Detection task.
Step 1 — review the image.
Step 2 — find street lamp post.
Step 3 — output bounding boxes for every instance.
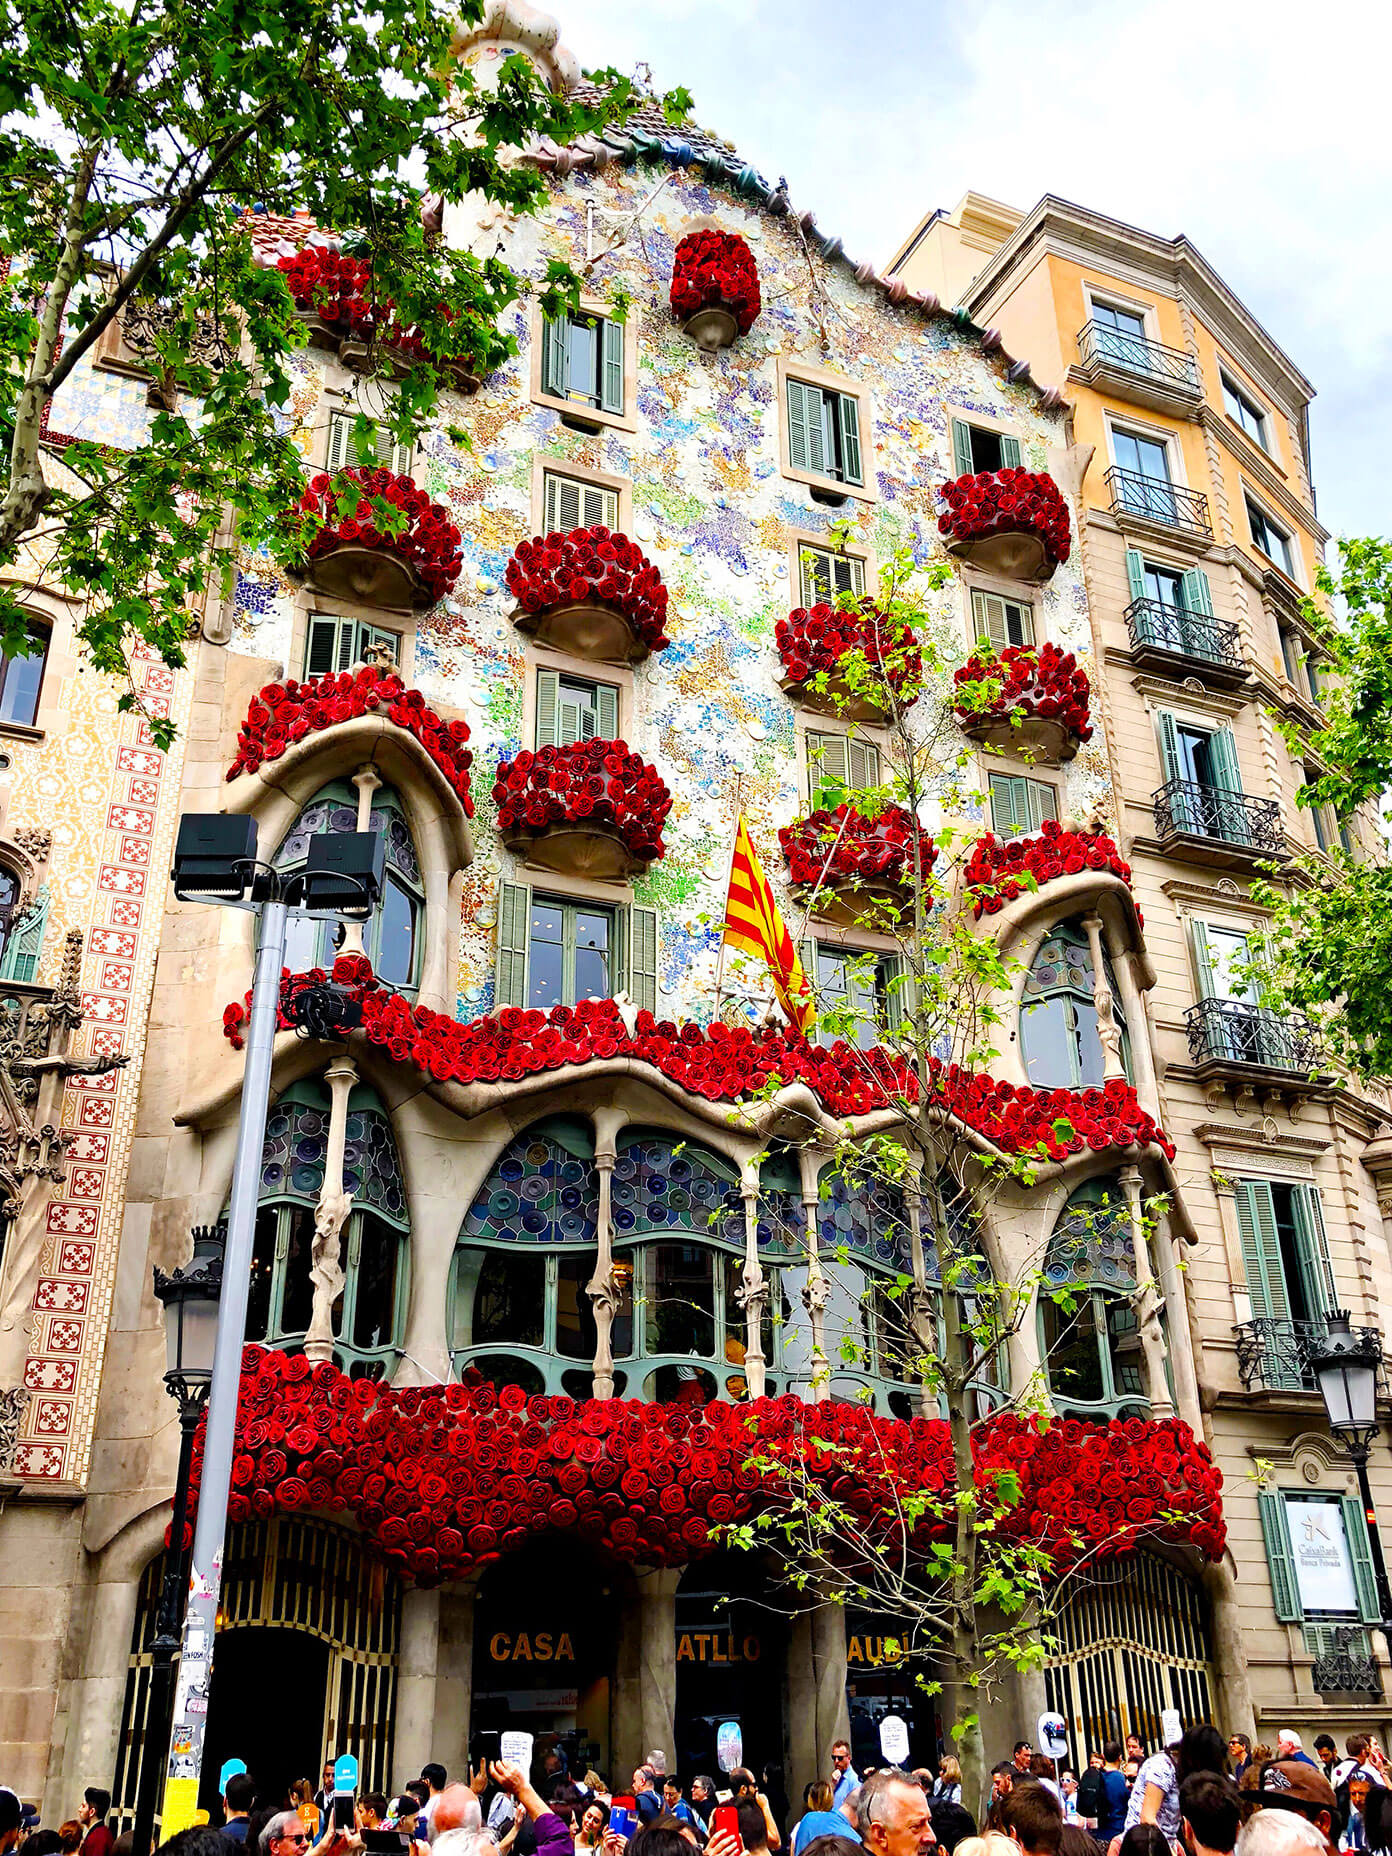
[1310,1309,1392,1626]
[155,814,382,1838]
[131,1226,223,1856]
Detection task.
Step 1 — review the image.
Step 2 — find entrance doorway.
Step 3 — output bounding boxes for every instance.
[202,1629,330,1807]
[845,1613,938,1773]
[675,1558,787,1791]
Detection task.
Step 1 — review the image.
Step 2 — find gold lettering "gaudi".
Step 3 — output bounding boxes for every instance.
[675,1633,761,1664]
[489,1631,575,1662]
[846,1636,905,1667]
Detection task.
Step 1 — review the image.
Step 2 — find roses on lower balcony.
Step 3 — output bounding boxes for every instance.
[187,1347,1224,1584]
[226,667,474,812]
[779,804,936,892]
[493,740,672,867]
[292,467,463,605]
[953,642,1093,751]
[669,229,761,337]
[505,526,671,659]
[776,601,922,717]
[938,467,1072,576]
[965,820,1132,917]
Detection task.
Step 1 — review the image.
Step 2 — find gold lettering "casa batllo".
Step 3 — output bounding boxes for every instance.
[675,1633,761,1664]
[488,1632,576,1662]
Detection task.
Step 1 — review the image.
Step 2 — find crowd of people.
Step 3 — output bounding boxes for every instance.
[5,1724,1391,1856]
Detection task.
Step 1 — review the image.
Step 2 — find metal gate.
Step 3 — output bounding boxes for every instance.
[1044,1553,1213,1757]
[114,1518,400,1832]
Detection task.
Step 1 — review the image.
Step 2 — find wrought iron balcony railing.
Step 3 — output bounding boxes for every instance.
[1187,997,1320,1073]
[1106,467,1213,536]
[1125,598,1244,673]
[1077,321,1203,393]
[1310,1625,1381,1697]
[1235,1317,1383,1395]
[1153,779,1283,853]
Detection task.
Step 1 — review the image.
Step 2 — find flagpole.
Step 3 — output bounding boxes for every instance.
[712,778,744,1018]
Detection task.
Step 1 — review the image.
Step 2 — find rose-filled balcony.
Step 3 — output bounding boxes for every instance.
[290,468,463,610]
[276,248,481,391]
[186,1348,1225,1586]
[965,821,1132,918]
[779,803,936,928]
[953,643,1093,766]
[938,467,1072,582]
[669,229,761,352]
[493,739,672,879]
[227,666,475,813]
[776,601,922,721]
[506,526,672,665]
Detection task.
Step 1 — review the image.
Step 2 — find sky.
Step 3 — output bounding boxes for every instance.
[552,0,1390,544]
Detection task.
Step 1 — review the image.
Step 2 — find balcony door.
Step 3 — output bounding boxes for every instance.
[1192,922,1281,1065]
[1234,1178,1337,1387]
[1092,302,1151,372]
[1112,428,1178,522]
[1157,712,1247,840]
[1126,551,1218,661]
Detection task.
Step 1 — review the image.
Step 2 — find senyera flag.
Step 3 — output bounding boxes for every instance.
[722,815,815,1036]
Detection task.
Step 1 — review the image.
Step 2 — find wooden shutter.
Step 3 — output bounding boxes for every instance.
[988,775,1025,834]
[625,905,659,1016]
[1180,568,1214,617]
[807,731,849,805]
[1125,549,1148,604]
[544,471,574,532]
[879,953,917,1041]
[1290,1185,1337,1317]
[951,418,974,478]
[975,591,1031,649]
[1190,921,1217,999]
[999,434,1022,469]
[1257,1491,1302,1623]
[535,669,560,749]
[541,316,569,399]
[600,317,624,415]
[837,392,863,486]
[326,410,354,471]
[595,682,619,740]
[802,938,823,1040]
[848,737,881,792]
[0,884,47,983]
[373,423,411,476]
[1340,1494,1382,1624]
[1156,711,1182,782]
[798,545,822,607]
[1025,780,1056,832]
[1210,726,1244,792]
[787,380,812,472]
[1233,1179,1291,1323]
[306,615,355,678]
[495,881,531,1009]
[360,622,399,666]
[839,555,865,597]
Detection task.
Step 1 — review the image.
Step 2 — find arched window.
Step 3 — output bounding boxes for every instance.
[0,619,50,729]
[1039,1176,1148,1420]
[1021,919,1130,1089]
[275,781,425,993]
[244,1078,409,1377]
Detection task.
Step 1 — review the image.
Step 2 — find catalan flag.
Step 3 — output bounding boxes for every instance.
[722,815,816,1036]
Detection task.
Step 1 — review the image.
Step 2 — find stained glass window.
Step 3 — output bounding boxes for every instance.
[816,1165,910,1273]
[457,1118,599,1247]
[1040,1175,1148,1419]
[1021,918,1130,1089]
[612,1133,745,1247]
[1044,1177,1137,1291]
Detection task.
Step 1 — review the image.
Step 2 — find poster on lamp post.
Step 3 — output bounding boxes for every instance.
[1286,1499,1358,1613]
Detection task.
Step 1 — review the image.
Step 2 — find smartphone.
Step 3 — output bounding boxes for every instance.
[608,1799,637,1842]
[711,1805,741,1844]
[361,1835,407,1853]
[333,1792,357,1831]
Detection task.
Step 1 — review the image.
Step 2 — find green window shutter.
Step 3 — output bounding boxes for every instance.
[879,953,917,1039]
[495,881,531,1009]
[1341,1494,1382,1624]
[1156,710,1182,783]
[595,682,619,740]
[999,434,1022,469]
[988,774,1025,835]
[0,884,48,984]
[807,731,849,806]
[1290,1185,1337,1317]
[625,904,659,1016]
[951,418,974,478]
[1180,568,1214,617]
[325,410,353,471]
[541,316,570,399]
[1025,780,1056,832]
[544,472,578,532]
[787,380,812,473]
[837,392,863,486]
[1258,1491,1302,1622]
[1125,549,1148,604]
[600,317,624,415]
[1233,1179,1290,1323]
[798,545,821,607]
[1210,726,1244,792]
[535,669,560,749]
[848,737,880,792]
[1191,921,1217,999]
[305,615,347,678]
[839,554,865,597]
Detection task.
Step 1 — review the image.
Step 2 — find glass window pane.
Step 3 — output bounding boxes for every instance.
[1022,996,1075,1088]
[568,317,599,403]
[557,1251,603,1360]
[1072,999,1105,1088]
[0,644,45,726]
[471,1249,546,1348]
[1042,1293,1106,1404]
[573,909,611,1001]
[1106,1298,1145,1396]
[246,1207,279,1342]
[280,1205,316,1336]
[351,1214,400,1350]
[375,874,417,988]
[643,1243,716,1358]
[528,901,565,1010]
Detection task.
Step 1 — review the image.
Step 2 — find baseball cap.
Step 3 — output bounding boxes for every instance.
[1257,1762,1338,1815]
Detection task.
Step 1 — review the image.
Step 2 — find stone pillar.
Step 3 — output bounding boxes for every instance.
[908,1180,938,1420]
[1082,914,1127,1083]
[395,1587,443,1775]
[306,1056,357,1363]
[340,765,383,957]
[1203,1559,1256,1739]
[811,1602,851,1775]
[738,1168,768,1399]
[55,1564,144,1824]
[799,1148,828,1402]
[636,1567,680,1774]
[1154,1210,1203,1432]
[435,1583,477,1774]
[785,1613,819,1800]
[588,1107,627,1398]
[1120,1165,1174,1420]
[1111,949,1161,1120]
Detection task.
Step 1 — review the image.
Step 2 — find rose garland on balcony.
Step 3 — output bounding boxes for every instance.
[669,230,762,335]
[505,527,671,654]
[292,466,463,602]
[779,804,936,891]
[177,1346,1224,1583]
[952,642,1093,743]
[226,666,474,813]
[776,602,922,709]
[965,820,1131,917]
[937,467,1072,567]
[221,959,1175,1160]
[492,740,672,864]
[276,249,477,376]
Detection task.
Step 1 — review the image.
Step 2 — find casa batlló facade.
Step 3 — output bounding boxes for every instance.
[0,0,1387,1825]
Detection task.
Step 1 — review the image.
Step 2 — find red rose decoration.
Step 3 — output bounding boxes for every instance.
[287,465,463,604]
[276,249,478,376]
[952,642,1093,744]
[779,804,936,892]
[965,819,1132,918]
[493,739,672,867]
[669,230,761,335]
[937,467,1072,568]
[776,602,921,712]
[505,526,671,656]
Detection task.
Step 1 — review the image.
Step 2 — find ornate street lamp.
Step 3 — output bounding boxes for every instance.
[1309,1310,1392,1625]
[131,1225,223,1856]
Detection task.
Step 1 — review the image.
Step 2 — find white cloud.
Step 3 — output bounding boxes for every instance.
[552,0,1391,538]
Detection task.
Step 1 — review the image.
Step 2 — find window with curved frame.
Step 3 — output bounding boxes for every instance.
[244,1078,410,1378]
[1039,1176,1149,1420]
[275,780,425,993]
[0,620,50,730]
[1021,919,1131,1090]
